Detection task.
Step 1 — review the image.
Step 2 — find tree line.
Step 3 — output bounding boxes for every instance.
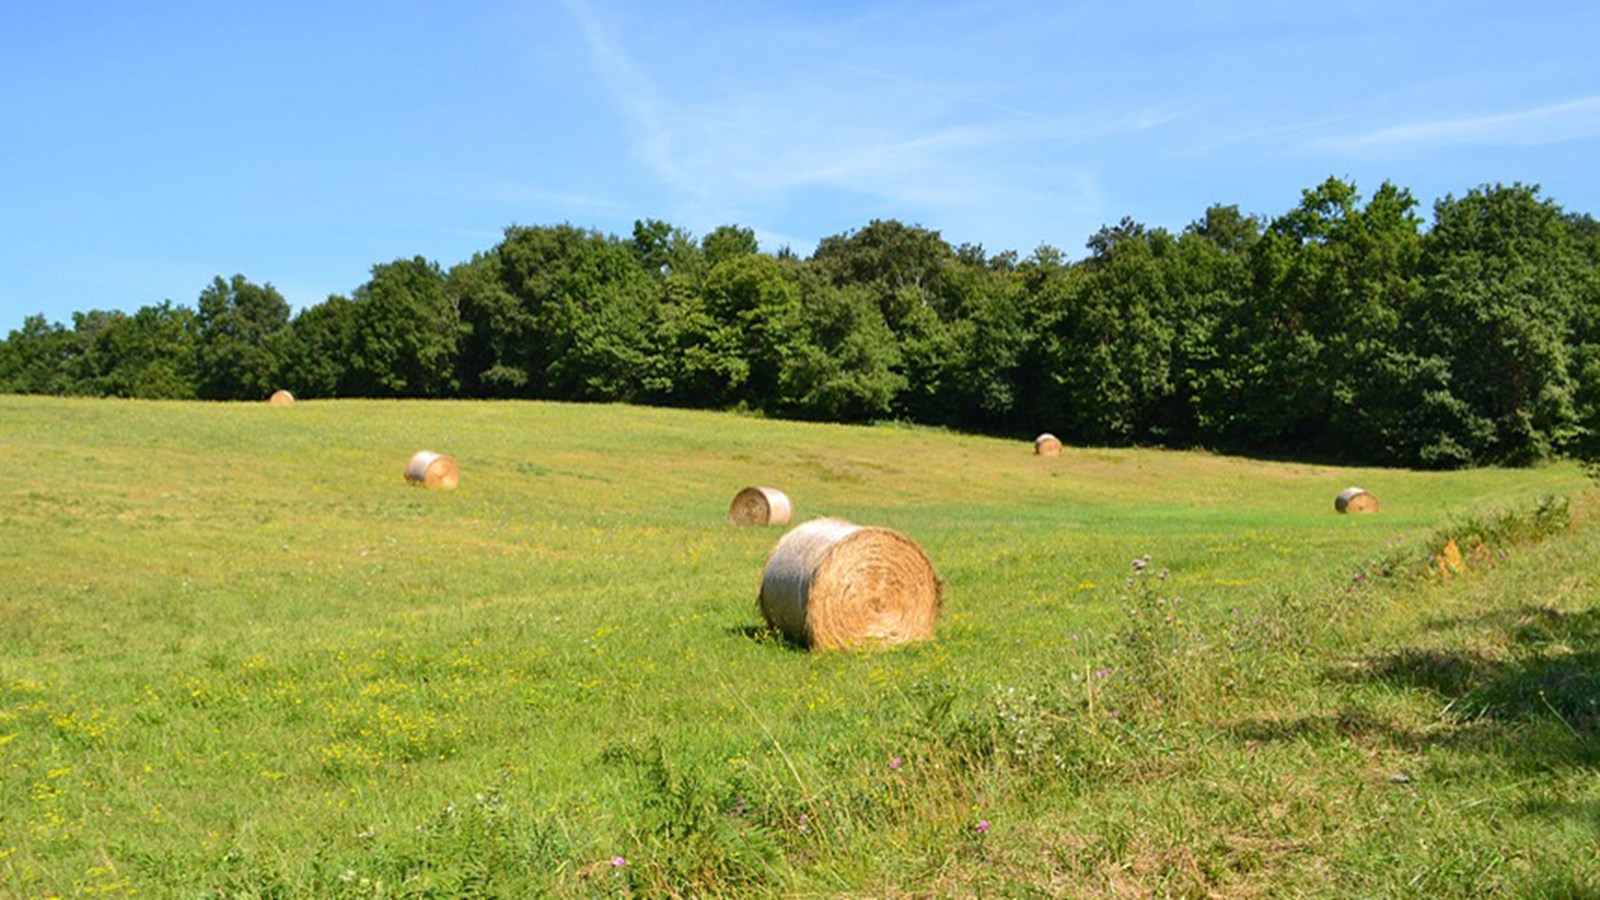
[5,177,1600,469]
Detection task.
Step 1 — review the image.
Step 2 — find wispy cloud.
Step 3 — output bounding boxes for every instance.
[411,174,635,218]
[1330,95,1600,150]
[554,0,1154,249]
[558,0,683,186]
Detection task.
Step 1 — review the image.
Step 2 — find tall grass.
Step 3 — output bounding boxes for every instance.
[1,396,1596,896]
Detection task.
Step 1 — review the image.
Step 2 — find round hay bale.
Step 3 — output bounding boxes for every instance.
[1034,433,1062,456]
[268,390,295,406]
[405,451,459,490]
[758,517,941,651]
[1335,487,1378,514]
[728,486,793,526]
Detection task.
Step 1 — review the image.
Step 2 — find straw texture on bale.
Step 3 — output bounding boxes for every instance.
[1034,433,1062,456]
[758,517,941,651]
[1335,487,1378,514]
[268,390,295,406]
[405,451,459,490]
[728,486,793,526]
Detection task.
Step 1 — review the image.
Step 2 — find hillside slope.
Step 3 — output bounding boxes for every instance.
[0,396,1594,896]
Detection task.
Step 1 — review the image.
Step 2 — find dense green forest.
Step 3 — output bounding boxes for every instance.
[5,177,1600,469]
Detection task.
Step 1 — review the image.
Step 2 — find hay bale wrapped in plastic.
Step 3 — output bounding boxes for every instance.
[1034,433,1062,456]
[728,486,793,526]
[1335,487,1378,514]
[758,517,941,651]
[405,451,459,490]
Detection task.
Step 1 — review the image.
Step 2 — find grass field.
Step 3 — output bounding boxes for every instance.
[2,395,1597,897]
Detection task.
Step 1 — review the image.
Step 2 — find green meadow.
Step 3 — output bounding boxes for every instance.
[2,395,1597,897]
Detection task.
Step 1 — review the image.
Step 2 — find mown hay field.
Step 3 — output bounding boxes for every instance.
[1,396,1596,896]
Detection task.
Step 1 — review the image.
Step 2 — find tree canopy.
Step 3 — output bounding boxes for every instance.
[6,179,1600,470]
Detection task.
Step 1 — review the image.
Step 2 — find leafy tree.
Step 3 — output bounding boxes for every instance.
[60,310,121,394]
[1411,183,1585,464]
[1072,218,1178,442]
[449,251,528,395]
[629,219,715,401]
[6,184,1599,472]
[809,220,962,421]
[702,225,760,269]
[1568,215,1600,471]
[0,328,13,390]
[1022,218,1184,444]
[668,254,804,408]
[195,275,292,400]
[1163,205,1259,444]
[812,219,958,327]
[0,304,199,398]
[631,218,679,278]
[1210,178,1422,457]
[455,225,656,400]
[1012,246,1083,436]
[779,280,904,421]
[1572,344,1600,476]
[915,247,1033,431]
[282,295,359,398]
[346,257,459,397]
[71,302,200,398]
[0,314,76,394]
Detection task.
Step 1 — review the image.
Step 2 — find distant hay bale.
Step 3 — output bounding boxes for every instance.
[405,451,459,490]
[1335,487,1378,514]
[758,517,941,651]
[728,486,793,526]
[268,390,295,406]
[1034,433,1062,456]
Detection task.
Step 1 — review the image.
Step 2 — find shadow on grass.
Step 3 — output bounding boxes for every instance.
[727,623,810,653]
[1230,606,1600,771]
[1226,707,1426,748]
[1522,871,1600,900]
[1368,607,1600,745]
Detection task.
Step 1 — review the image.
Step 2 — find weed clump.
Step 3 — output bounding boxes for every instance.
[599,738,782,895]
[1367,494,1570,581]
[1111,555,1207,719]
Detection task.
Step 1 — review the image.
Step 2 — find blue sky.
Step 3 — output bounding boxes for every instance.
[4,1,1599,333]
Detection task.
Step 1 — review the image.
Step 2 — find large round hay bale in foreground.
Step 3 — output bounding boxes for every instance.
[1034,433,1062,456]
[728,486,793,526]
[405,451,459,490]
[758,517,941,651]
[1335,487,1378,514]
[268,390,295,406]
